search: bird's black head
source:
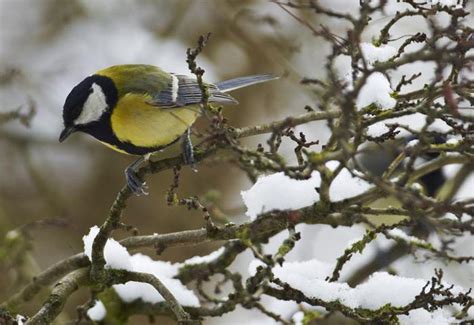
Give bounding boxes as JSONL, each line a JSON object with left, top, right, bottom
{"left": 359, "top": 134, "right": 448, "bottom": 197}
{"left": 409, "top": 133, "right": 447, "bottom": 197}
{"left": 59, "top": 74, "right": 118, "bottom": 142}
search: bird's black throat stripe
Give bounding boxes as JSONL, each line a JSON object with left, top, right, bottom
{"left": 78, "top": 113, "right": 179, "bottom": 156}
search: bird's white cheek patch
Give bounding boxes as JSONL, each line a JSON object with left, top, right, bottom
{"left": 75, "top": 83, "right": 108, "bottom": 125}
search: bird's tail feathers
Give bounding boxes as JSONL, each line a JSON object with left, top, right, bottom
{"left": 216, "top": 74, "right": 279, "bottom": 93}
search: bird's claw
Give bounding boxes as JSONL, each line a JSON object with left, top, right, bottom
{"left": 183, "top": 149, "right": 197, "bottom": 172}
{"left": 182, "top": 128, "right": 197, "bottom": 172}
{"left": 125, "top": 167, "right": 149, "bottom": 196}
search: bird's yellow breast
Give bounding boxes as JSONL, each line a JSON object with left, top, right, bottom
{"left": 111, "top": 93, "right": 200, "bottom": 149}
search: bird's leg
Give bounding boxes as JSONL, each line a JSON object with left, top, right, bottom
{"left": 181, "top": 128, "right": 197, "bottom": 172}
{"left": 125, "top": 156, "right": 148, "bottom": 196}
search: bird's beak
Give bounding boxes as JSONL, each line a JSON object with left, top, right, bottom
{"left": 59, "top": 126, "right": 75, "bottom": 142}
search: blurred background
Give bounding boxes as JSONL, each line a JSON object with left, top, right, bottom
{"left": 0, "top": 0, "right": 472, "bottom": 324}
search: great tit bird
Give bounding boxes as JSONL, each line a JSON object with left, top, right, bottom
{"left": 358, "top": 134, "right": 447, "bottom": 197}
{"left": 354, "top": 134, "right": 448, "bottom": 225}
{"left": 348, "top": 134, "right": 449, "bottom": 286}
{"left": 59, "top": 64, "right": 277, "bottom": 194}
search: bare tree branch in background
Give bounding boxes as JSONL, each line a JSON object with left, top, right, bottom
{"left": 0, "top": 98, "right": 36, "bottom": 127}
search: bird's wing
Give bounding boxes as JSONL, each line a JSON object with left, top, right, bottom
{"left": 97, "top": 65, "right": 237, "bottom": 109}
{"left": 151, "top": 74, "right": 238, "bottom": 108}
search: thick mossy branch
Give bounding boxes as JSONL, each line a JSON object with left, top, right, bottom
{"left": 27, "top": 268, "right": 90, "bottom": 324}
{"left": 2, "top": 253, "right": 89, "bottom": 312}
{"left": 106, "top": 270, "right": 193, "bottom": 324}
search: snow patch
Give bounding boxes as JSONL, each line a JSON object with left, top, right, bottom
{"left": 360, "top": 43, "right": 397, "bottom": 65}
{"left": 83, "top": 226, "right": 133, "bottom": 271}
{"left": 113, "top": 253, "right": 199, "bottom": 306}
{"left": 241, "top": 163, "right": 371, "bottom": 220}
{"left": 292, "top": 311, "right": 305, "bottom": 325}
{"left": 241, "top": 172, "right": 321, "bottom": 220}
{"left": 87, "top": 300, "right": 106, "bottom": 321}
{"left": 357, "top": 72, "right": 396, "bottom": 109}
{"left": 399, "top": 308, "right": 456, "bottom": 324}
{"left": 257, "top": 257, "right": 467, "bottom": 323}
{"left": 183, "top": 247, "right": 225, "bottom": 265}
{"left": 82, "top": 226, "right": 200, "bottom": 307}
{"left": 429, "top": 0, "right": 463, "bottom": 8}
{"left": 406, "top": 139, "right": 419, "bottom": 148}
